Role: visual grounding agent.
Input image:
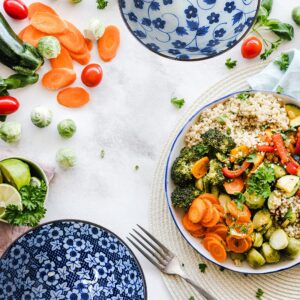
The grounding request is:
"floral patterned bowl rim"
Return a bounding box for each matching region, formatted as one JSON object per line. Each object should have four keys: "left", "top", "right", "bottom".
{"left": 0, "top": 219, "right": 148, "bottom": 298}
{"left": 118, "top": 0, "right": 261, "bottom": 61}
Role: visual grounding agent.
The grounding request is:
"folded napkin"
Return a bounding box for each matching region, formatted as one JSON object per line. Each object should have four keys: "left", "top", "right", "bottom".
{"left": 248, "top": 49, "right": 300, "bottom": 99}
{"left": 0, "top": 151, "right": 55, "bottom": 257}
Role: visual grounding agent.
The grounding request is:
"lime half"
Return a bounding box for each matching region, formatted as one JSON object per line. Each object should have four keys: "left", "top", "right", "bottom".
{"left": 0, "top": 184, "right": 22, "bottom": 214}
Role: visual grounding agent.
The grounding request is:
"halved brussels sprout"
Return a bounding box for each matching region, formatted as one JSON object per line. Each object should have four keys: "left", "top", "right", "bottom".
{"left": 244, "top": 191, "right": 265, "bottom": 209}
{"left": 268, "top": 190, "right": 281, "bottom": 211}
{"left": 285, "top": 238, "right": 300, "bottom": 259}
{"left": 251, "top": 232, "right": 263, "bottom": 248}
{"left": 264, "top": 227, "right": 276, "bottom": 241}
{"left": 261, "top": 242, "right": 280, "bottom": 263}
{"left": 247, "top": 248, "right": 266, "bottom": 268}
{"left": 253, "top": 209, "right": 272, "bottom": 232}
{"left": 269, "top": 229, "right": 289, "bottom": 250}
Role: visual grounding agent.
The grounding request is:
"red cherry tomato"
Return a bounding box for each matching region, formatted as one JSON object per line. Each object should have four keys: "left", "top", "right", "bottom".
{"left": 81, "top": 64, "right": 103, "bottom": 88}
{"left": 0, "top": 96, "right": 20, "bottom": 115}
{"left": 3, "top": 0, "right": 28, "bottom": 20}
{"left": 241, "top": 36, "right": 263, "bottom": 59}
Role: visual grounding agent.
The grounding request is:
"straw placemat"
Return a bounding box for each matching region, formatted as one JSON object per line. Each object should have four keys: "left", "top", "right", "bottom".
{"left": 149, "top": 61, "right": 300, "bottom": 300}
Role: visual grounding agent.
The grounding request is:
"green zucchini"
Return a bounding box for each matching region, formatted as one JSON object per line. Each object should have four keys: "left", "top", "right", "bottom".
{"left": 286, "top": 104, "right": 300, "bottom": 120}
{"left": 0, "top": 13, "right": 43, "bottom": 75}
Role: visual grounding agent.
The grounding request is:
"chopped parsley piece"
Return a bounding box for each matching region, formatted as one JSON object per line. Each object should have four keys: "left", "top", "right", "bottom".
{"left": 256, "top": 288, "right": 264, "bottom": 300}
{"left": 247, "top": 153, "right": 257, "bottom": 163}
{"left": 96, "top": 0, "right": 108, "bottom": 9}
{"left": 198, "top": 263, "right": 207, "bottom": 273}
{"left": 226, "top": 128, "right": 231, "bottom": 135}
{"left": 216, "top": 115, "right": 227, "bottom": 125}
{"left": 274, "top": 53, "right": 290, "bottom": 71}
{"left": 189, "top": 297, "right": 195, "bottom": 300}
{"left": 237, "top": 92, "right": 251, "bottom": 101}
{"left": 100, "top": 149, "right": 105, "bottom": 159}
{"left": 276, "top": 85, "right": 284, "bottom": 94}
{"left": 225, "top": 58, "right": 237, "bottom": 69}
{"left": 171, "top": 97, "right": 185, "bottom": 109}
{"left": 135, "top": 165, "right": 139, "bottom": 171}
{"left": 234, "top": 193, "right": 246, "bottom": 210}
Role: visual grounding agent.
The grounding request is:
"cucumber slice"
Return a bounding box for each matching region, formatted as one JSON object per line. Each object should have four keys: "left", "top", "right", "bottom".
{"left": 276, "top": 175, "right": 300, "bottom": 196}
{"left": 269, "top": 229, "right": 289, "bottom": 250}
{"left": 261, "top": 242, "right": 280, "bottom": 263}
{"left": 272, "top": 164, "right": 286, "bottom": 179}
{"left": 290, "top": 115, "right": 300, "bottom": 127}
{"left": 218, "top": 193, "right": 231, "bottom": 214}
{"left": 286, "top": 104, "right": 300, "bottom": 120}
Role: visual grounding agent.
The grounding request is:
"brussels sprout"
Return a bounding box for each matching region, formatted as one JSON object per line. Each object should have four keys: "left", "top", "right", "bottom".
{"left": 269, "top": 229, "right": 288, "bottom": 250}
{"left": 56, "top": 147, "right": 77, "bottom": 169}
{"left": 284, "top": 208, "right": 297, "bottom": 224}
{"left": 244, "top": 191, "right": 265, "bottom": 209}
{"left": 253, "top": 209, "right": 272, "bottom": 232}
{"left": 247, "top": 248, "right": 266, "bottom": 268}
{"left": 285, "top": 238, "right": 300, "bottom": 258}
{"left": 261, "top": 242, "right": 280, "bottom": 263}
{"left": 84, "top": 18, "right": 105, "bottom": 41}
{"left": 292, "top": 6, "right": 300, "bottom": 25}
{"left": 37, "top": 36, "right": 61, "bottom": 59}
{"left": 57, "top": 119, "right": 76, "bottom": 139}
{"left": 31, "top": 106, "right": 53, "bottom": 128}
{"left": 268, "top": 190, "right": 281, "bottom": 210}
{"left": 30, "top": 177, "right": 41, "bottom": 188}
{"left": 0, "top": 121, "right": 21, "bottom": 143}
{"left": 230, "top": 253, "right": 245, "bottom": 267}
{"left": 264, "top": 227, "right": 276, "bottom": 241}
{"left": 251, "top": 232, "right": 263, "bottom": 248}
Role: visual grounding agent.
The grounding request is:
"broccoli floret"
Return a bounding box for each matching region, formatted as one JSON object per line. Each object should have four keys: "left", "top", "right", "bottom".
{"left": 171, "top": 185, "right": 200, "bottom": 209}
{"left": 201, "top": 128, "right": 236, "bottom": 154}
{"left": 205, "top": 159, "right": 225, "bottom": 186}
{"left": 171, "top": 143, "right": 209, "bottom": 186}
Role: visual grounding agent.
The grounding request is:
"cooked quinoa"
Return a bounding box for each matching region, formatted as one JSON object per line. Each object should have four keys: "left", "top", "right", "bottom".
{"left": 185, "top": 92, "right": 289, "bottom": 148}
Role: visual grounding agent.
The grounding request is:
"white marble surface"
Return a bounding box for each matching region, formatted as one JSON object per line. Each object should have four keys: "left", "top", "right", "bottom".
{"left": 0, "top": 0, "right": 299, "bottom": 299}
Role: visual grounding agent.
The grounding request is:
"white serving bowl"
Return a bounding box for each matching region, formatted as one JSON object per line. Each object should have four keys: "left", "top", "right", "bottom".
{"left": 165, "top": 90, "right": 300, "bottom": 274}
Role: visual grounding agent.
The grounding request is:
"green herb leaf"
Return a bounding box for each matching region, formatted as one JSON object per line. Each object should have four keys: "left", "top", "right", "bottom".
{"left": 225, "top": 58, "right": 237, "bottom": 69}
{"left": 256, "top": 288, "right": 264, "bottom": 300}
{"left": 274, "top": 53, "right": 290, "bottom": 71}
{"left": 260, "top": 40, "right": 281, "bottom": 60}
{"left": 171, "top": 97, "right": 185, "bottom": 109}
{"left": 216, "top": 115, "right": 227, "bottom": 125}
{"left": 135, "top": 165, "right": 139, "bottom": 171}
{"left": 198, "top": 263, "right": 207, "bottom": 273}
{"left": 4, "top": 181, "right": 47, "bottom": 227}
{"left": 261, "top": 0, "right": 273, "bottom": 14}
{"left": 189, "top": 297, "right": 195, "bottom": 300}
{"left": 100, "top": 149, "right": 105, "bottom": 159}
{"left": 266, "top": 19, "right": 294, "bottom": 41}
{"left": 96, "top": 0, "right": 108, "bottom": 9}
{"left": 237, "top": 92, "right": 251, "bottom": 101}
{"left": 247, "top": 153, "right": 257, "bottom": 163}
{"left": 276, "top": 85, "right": 284, "bottom": 94}
{"left": 234, "top": 193, "right": 246, "bottom": 210}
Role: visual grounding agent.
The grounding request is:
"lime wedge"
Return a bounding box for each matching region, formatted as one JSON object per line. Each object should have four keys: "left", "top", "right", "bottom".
{"left": 0, "top": 159, "right": 31, "bottom": 190}
{"left": 0, "top": 183, "right": 22, "bottom": 220}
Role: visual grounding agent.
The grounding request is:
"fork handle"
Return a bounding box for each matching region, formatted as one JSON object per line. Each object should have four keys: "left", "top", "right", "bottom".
{"left": 183, "top": 277, "right": 218, "bottom": 300}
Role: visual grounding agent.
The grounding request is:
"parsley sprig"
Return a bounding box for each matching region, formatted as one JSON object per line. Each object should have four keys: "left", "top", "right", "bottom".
{"left": 96, "top": 0, "right": 108, "bottom": 9}
{"left": 198, "top": 263, "right": 207, "bottom": 273}
{"left": 4, "top": 181, "right": 47, "bottom": 227}
{"left": 274, "top": 53, "right": 290, "bottom": 71}
{"left": 256, "top": 288, "right": 264, "bottom": 300}
{"left": 171, "top": 97, "right": 185, "bottom": 109}
{"left": 225, "top": 58, "right": 237, "bottom": 69}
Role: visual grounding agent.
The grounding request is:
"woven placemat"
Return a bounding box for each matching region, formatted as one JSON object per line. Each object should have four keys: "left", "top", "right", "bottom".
{"left": 149, "top": 61, "right": 300, "bottom": 300}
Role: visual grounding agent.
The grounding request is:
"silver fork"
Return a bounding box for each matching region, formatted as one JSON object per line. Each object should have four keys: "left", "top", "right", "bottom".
{"left": 127, "top": 225, "right": 217, "bottom": 300}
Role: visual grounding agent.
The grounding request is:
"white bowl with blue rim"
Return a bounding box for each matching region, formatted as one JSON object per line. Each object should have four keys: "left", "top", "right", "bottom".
{"left": 0, "top": 220, "right": 147, "bottom": 299}
{"left": 119, "top": 0, "right": 260, "bottom": 61}
{"left": 165, "top": 90, "right": 300, "bottom": 274}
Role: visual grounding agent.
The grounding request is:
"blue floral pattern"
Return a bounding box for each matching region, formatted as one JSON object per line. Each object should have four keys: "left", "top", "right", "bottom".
{"left": 120, "top": 0, "right": 259, "bottom": 60}
{"left": 0, "top": 221, "right": 146, "bottom": 299}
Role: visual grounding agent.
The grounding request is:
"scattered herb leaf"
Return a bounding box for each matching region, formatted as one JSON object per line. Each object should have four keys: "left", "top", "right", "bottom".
{"left": 234, "top": 193, "right": 246, "bottom": 210}
{"left": 171, "top": 97, "right": 185, "bottom": 109}
{"left": 189, "top": 297, "right": 195, "bottom": 300}
{"left": 225, "top": 58, "right": 237, "bottom": 69}
{"left": 256, "top": 288, "right": 264, "bottom": 300}
{"left": 274, "top": 53, "right": 290, "bottom": 71}
{"left": 100, "top": 149, "right": 105, "bottom": 159}
{"left": 276, "top": 85, "right": 284, "bottom": 94}
{"left": 96, "top": 0, "right": 108, "bottom": 9}
{"left": 237, "top": 92, "right": 251, "bottom": 101}
{"left": 135, "top": 165, "right": 139, "bottom": 171}
{"left": 247, "top": 153, "right": 257, "bottom": 163}
{"left": 198, "top": 263, "right": 207, "bottom": 273}
{"left": 216, "top": 115, "right": 227, "bottom": 125}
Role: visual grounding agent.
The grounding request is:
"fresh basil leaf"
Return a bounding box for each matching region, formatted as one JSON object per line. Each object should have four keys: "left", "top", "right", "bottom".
{"left": 266, "top": 19, "right": 294, "bottom": 41}
{"left": 261, "top": 0, "right": 273, "bottom": 15}
{"left": 256, "top": 6, "right": 269, "bottom": 24}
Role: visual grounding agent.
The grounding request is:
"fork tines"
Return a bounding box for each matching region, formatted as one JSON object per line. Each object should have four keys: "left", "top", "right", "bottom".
{"left": 127, "top": 225, "right": 174, "bottom": 271}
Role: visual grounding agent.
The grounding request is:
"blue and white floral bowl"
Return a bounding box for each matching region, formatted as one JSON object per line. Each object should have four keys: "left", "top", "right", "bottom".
{"left": 119, "top": 0, "right": 260, "bottom": 61}
{"left": 0, "top": 220, "right": 146, "bottom": 299}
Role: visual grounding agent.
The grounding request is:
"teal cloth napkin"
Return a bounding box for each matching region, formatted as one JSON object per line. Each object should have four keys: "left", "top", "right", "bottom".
{"left": 247, "top": 49, "right": 300, "bottom": 99}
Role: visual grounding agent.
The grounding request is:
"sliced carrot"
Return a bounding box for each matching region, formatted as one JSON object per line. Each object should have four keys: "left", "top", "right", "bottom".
{"left": 31, "top": 12, "right": 67, "bottom": 34}
{"left": 227, "top": 201, "right": 251, "bottom": 223}
{"left": 229, "top": 221, "right": 254, "bottom": 237}
{"left": 191, "top": 157, "right": 209, "bottom": 179}
{"left": 203, "top": 236, "right": 221, "bottom": 251}
{"left": 98, "top": 25, "right": 120, "bottom": 62}
{"left": 200, "top": 199, "right": 213, "bottom": 224}
{"left": 58, "top": 21, "right": 86, "bottom": 54}
{"left": 18, "top": 27, "right": 27, "bottom": 40}
{"left": 198, "top": 193, "right": 219, "bottom": 205}
{"left": 28, "top": 2, "right": 58, "bottom": 18}
{"left": 188, "top": 197, "right": 206, "bottom": 224}
{"left": 201, "top": 207, "right": 220, "bottom": 228}
{"left": 230, "top": 145, "right": 249, "bottom": 162}
{"left": 207, "top": 224, "right": 228, "bottom": 240}
{"left": 42, "top": 68, "right": 76, "bottom": 90}
{"left": 20, "top": 25, "right": 46, "bottom": 48}
{"left": 69, "top": 49, "right": 91, "bottom": 65}
{"left": 50, "top": 46, "right": 74, "bottom": 69}
{"left": 223, "top": 177, "right": 245, "bottom": 195}
{"left": 205, "top": 232, "right": 224, "bottom": 243}
{"left": 191, "top": 229, "right": 206, "bottom": 238}
{"left": 214, "top": 204, "right": 225, "bottom": 218}
{"left": 57, "top": 87, "right": 90, "bottom": 108}
{"left": 209, "top": 241, "right": 227, "bottom": 262}
{"left": 85, "top": 38, "right": 93, "bottom": 51}
{"left": 182, "top": 213, "right": 204, "bottom": 234}
{"left": 226, "top": 236, "right": 252, "bottom": 253}
{"left": 225, "top": 214, "right": 236, "bottom": 226}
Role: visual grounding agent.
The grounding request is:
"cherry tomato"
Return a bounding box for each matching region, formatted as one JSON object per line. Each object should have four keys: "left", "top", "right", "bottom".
{"left": 241, "top": 36, "right": 263, "bottom": 59}
{"left": 81, "top": 64, "right": 103, "bottom": 88}
{"left": 0, "top": 96, "right": 20, "bottom": 115}
{"left": 3, "top": 0, "right": 28, "bottom": 20}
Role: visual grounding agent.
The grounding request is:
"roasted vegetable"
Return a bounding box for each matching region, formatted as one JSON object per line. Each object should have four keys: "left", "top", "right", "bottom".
{"left": 269, "top": 229, "right": 288, "bottom": 250}
{"left": 205, "top": 159, "right": 225, "bottom": 186}
{"left": 0, "top": 13, "right": 43, "bottom": 75}
{"left": 201, "top": 128, "right": 236, "bottom": 154}
{"left": 261, "top": 242, "right": 280, "bottom": 263}
{"left": 171, "top": 185, "right": 200, "bottom": 210}
{"left": 253, "top": 209, "right": 272, "bottom": 232}
{"left": 247, "top": 248, "right": 266, "bottom": 268}
{"left": 285, "top": 237, "right": 300, "bottom": 258}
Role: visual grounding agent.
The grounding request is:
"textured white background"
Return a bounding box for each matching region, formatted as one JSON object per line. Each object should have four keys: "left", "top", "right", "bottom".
{"left": 0, "top": 0, "right": 299, "bottom": 299}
